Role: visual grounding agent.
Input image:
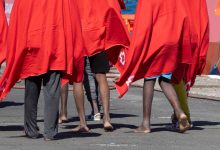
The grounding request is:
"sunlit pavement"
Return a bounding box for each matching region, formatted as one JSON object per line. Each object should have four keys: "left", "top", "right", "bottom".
{"left": 0, "top": 86, "right": 220, "bottom": 150}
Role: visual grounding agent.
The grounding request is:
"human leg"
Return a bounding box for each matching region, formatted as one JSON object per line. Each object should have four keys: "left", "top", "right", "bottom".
{"left": 95, "top": 73, "right": 113, "bottom": 131}
{"left": 159, "top": 77, "right": 190, "bottom": 133}
{"left": 59, "top": 83, "right": 69, "bottom": 123}
{"left": 135, "top": 79, "right": 156, "bottom": 133}
{"left": 89, "top": 52, "right": 113, "bottom": 131}
{"left": 43, "top": 71, "right": 61, "bottom": 139}
{"left": 24, "top": 76, "right": 42, "bottom": 138}
{"left": 72, "top": 82, "right": 89, "bottom": 132}
{"left": 91, "top": 98, "right": 101, "bottom": 120}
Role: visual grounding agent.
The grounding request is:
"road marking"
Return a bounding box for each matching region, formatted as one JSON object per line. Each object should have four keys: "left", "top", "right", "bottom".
{"left": 91, "top": 143, "right": 137, "bottom": 147}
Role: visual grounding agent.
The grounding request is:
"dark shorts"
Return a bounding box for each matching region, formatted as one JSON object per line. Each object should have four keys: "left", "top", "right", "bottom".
{"left": 89, "top": 52, "right": 110, "bottom": 74}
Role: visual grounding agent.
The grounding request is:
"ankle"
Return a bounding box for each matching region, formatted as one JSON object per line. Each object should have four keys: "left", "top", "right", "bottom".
{"left": 93, "top": 110, "right": 99, "bottom": 115}
{"left": 174, "top": 110, "right": 184, "bottom": 118}
{"left": 103, "top": 115, "right": 111, "bottom": 122}
{"left": 59, "top": 111, "right": 67, "bottom": 116}
{"left": 59, "top": 115, "right": 67, "bottom": 119}
{"left": 142, "top": 120, "right": 150, "bottom": 126}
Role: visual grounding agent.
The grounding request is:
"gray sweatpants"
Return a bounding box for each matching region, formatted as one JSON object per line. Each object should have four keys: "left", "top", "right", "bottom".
{"left": 24, "top": 71, "right": 61, "bottom": 139}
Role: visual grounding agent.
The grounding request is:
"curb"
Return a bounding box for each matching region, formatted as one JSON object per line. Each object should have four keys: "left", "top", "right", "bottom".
{"left": 131, "top": 84, "right": 220, "bottom": 102}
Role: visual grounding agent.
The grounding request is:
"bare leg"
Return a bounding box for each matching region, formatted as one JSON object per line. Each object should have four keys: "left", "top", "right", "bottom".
{"left": 95, "top": 73, "right": 113, "bottom": 131}
{"left": 72, "top": 82, "right": 89, "bottom": 132}
{"left": 92, "top": 99, "right": 99, "bottom": 115}
{"left": 59, "top": 83, "right": 68, "bottom": 123}
{"left": 135, "top": 80, "right": 156, "bottom": 133}
{"left": 159, "top": 78, "right": 190, "bottom": 133}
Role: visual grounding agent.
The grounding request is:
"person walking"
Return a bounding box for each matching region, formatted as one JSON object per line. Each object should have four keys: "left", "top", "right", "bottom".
{"left": 75, "top": 0, "right": 130, "bottom": 131}
{"left": 170, "top": 0, "right": 209, "bottom": 129}
{"left": 0, "top": 0, "right": 86, "bottom": 140}
{"left": 115, "top": 0, "right": 192, "bottom": 133}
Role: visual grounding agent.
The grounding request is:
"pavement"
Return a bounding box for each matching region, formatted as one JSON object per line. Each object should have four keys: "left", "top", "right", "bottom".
{"left": 0, "top": 67, "right": 220, "bottom": 150}
{"left": 0, "top": 85, "right": 220, "bottom": 150}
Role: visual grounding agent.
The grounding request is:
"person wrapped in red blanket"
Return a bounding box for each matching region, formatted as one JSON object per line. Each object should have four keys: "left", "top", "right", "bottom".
{"left": 58, "top": 0, "right": 127, "bottom": 125}
{"left": 115, "top": 0, "right": 192, "bottom": 133}
{"left": 0, "top": 0, "right": 85, "bottom": 140}
{"left": 73, "top": 0, "right": 130, "bottom": 132}
{"left": 170, "top": 0, "right": 209, "bottom": 129}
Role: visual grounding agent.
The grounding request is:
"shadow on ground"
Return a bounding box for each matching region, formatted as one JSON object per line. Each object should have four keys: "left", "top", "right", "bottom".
{"left": 149, "top": 120, "right": 220, "bottom": 133}
{"left": 7, "top": 132, "right": 101, "bottom": 140}
{"left": 63, "top": 123, "right": 138, "bottom": 131}
{"left": 57, "top": 113, "right": 138, "bottom": 124}
{"left": 0, "top": 125, "right": 24, "bottom": 131}
{"left": 56, "top": 131, "right": 102, "bottom": 140}
{"left": 0, "top": 101, "right": 24, "bottom": 108}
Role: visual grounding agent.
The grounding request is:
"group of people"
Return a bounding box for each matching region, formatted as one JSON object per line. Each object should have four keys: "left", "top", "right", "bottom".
{"left": 0, "top": 0, "right": 209, "bottom": 141}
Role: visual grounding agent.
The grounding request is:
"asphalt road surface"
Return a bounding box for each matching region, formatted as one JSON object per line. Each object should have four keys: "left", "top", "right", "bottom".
{"left": 0, "top": 87, "right": 220, "bottom": 150}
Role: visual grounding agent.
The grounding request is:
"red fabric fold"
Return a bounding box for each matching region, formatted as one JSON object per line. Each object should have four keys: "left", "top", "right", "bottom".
{"left": 173, "top": 0, "right": 209, "bottom": 87}
{"left": 0, "top": 2, "right": 7, "bottom": 65}
{"left": 115, "top": 0, "right": 192, "bottom": 97}
{"left": 0, "top": 0, "right": 85, "bottom": 100}
{"left": 76, "top": 0, "right": 130, "bottom": 59}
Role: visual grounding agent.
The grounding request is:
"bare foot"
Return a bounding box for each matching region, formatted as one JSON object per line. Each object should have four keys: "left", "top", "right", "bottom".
{"left": 103, "top": 121, "right": 114, "bottom": 132}
{"left": 178, "top": 114, "right": 190, "bottom": 133}
{"left": 134, "top": 125, "right": 151, "bottom": 134}
{"left": 71, "top": 125, "right": 90, "bottom": 133}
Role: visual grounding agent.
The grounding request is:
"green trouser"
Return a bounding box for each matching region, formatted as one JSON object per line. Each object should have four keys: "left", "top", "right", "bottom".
{"left": 173, "top": 80, "right": 191, "bottom": 122}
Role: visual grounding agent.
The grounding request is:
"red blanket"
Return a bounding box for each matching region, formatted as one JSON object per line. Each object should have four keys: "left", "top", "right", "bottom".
{"left": 76, "top": 0, "right": 130, "bottom": 58}
{"left": 0, "top": 2, "right": 7, "bottom": 65}
{"left": 115, "top": 0, "right": 192, "bottom": 97}
{"left": 0, "top": 0, "right": 85, "bottom": 100}
{"left": 176, "top": 0, "right": 209, "bottom": 88}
